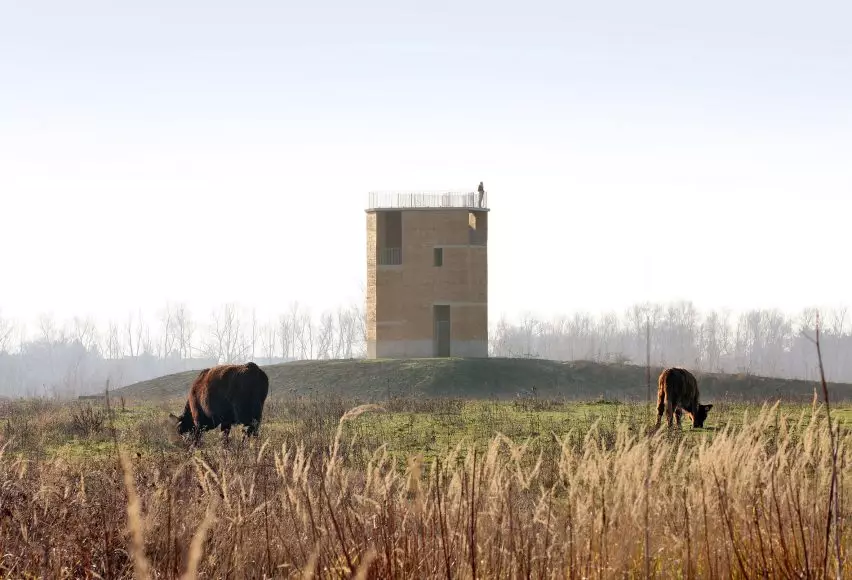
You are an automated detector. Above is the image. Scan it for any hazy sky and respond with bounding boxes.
[1,0,850,326]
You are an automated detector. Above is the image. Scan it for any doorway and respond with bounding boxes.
[433,305,451,357]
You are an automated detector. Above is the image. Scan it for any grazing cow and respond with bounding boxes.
[655,367,713,429]
[170,361,269,443]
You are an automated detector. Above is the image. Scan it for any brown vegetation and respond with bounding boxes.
[0,396,849,578]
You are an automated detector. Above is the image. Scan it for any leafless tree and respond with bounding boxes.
[249,308,259,360]
[104,320,122,360]
[354,304,367,357]
[519,312,539,357]
[172,303,195,360]
[71,315,99,352]
[206,303,249,364]
[598,311,621,361]
[38,313,60,345]
[334,306,360,358]
[261,322,277,361]
[0,311,15,353]
[295,309,314,359]
[140,323,154,356]
[124,310,147,357]
[3,299,852,399]
[278,314,292,360]
[288,302,302,358]
[157,303,176,359]
[316,311,335,359]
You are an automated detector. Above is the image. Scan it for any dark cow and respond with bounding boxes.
[170,361,269,443]
[655,367,713,429]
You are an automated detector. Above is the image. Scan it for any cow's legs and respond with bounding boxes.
[237,398,264,438]
[655,391,666,429]
[675,408,683,428]
[245,418,261,437]
[665,399,675,428]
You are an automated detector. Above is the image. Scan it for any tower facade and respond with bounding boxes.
[366,191,489,359]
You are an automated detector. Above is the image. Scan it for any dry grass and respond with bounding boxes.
[0,397,849,578]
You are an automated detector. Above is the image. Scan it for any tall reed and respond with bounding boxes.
[0,402,848,578]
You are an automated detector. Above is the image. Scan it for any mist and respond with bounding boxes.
[0,300,848,398]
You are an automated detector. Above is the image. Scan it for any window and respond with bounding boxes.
[434,247,443,267]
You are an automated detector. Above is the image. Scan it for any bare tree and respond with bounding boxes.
[295,309,314,360]
[598,311,620,361]
[158,303,176,359]
[124,310,147,357]
[38,313,60,345]
[354,304,367,357]
[71,315,99,352]
[334,306,360,358]
[0,311,15,353]
[104,320,122,360]
[207,303,248,364]
[249,308,258,360]
[519,312,539,357]
[316,311,335,359]
[278,314,292,360]
[261,322,277,361]
[172,303,195,360]
[489,315,515,357]
[288,302,301,358]
[140,322,154,356]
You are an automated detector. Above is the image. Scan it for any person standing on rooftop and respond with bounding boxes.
[477,181,485,208]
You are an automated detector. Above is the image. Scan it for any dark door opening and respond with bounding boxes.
[434,247,443,267]
[433,305,451,358]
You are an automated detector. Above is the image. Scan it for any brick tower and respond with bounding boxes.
[366,190,489,358]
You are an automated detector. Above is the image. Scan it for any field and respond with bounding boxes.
[109,357,852,403]
[1,382,851,578]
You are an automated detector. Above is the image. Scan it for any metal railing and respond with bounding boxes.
[378,247,402,265]
[368,191,488,210]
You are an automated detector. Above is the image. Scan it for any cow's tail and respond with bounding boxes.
[658,367,670,391]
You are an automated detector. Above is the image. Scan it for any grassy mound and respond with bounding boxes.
[110,357,852,403]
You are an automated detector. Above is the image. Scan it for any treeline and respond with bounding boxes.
[490,302,852,383]
[1,301,849,398]
[0,302,366,397]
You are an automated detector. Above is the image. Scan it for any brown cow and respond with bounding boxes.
[655,367,713,429]
[170,361,269,443]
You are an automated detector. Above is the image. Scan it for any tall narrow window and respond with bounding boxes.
[434,247,443,267]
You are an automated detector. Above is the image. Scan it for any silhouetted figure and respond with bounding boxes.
[477,181,485,207]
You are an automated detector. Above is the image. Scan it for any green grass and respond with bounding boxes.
[6,395,852,467]
[3,392,851,577]
[108,357,852,403]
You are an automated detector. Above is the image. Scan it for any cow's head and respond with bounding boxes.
[693,404,714,428]
[169,407,195,436]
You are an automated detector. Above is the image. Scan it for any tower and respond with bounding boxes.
[366,190,489,358]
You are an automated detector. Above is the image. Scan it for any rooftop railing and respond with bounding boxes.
[368,191,488,210]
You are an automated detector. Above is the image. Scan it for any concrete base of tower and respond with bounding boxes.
[366,339,488,359]
[449,340,488,358]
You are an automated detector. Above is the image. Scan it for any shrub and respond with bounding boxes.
[70,403,106,437]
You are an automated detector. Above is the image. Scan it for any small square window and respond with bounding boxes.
[434,247,443,267]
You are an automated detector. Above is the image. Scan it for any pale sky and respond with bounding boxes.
[1,0,850,328]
